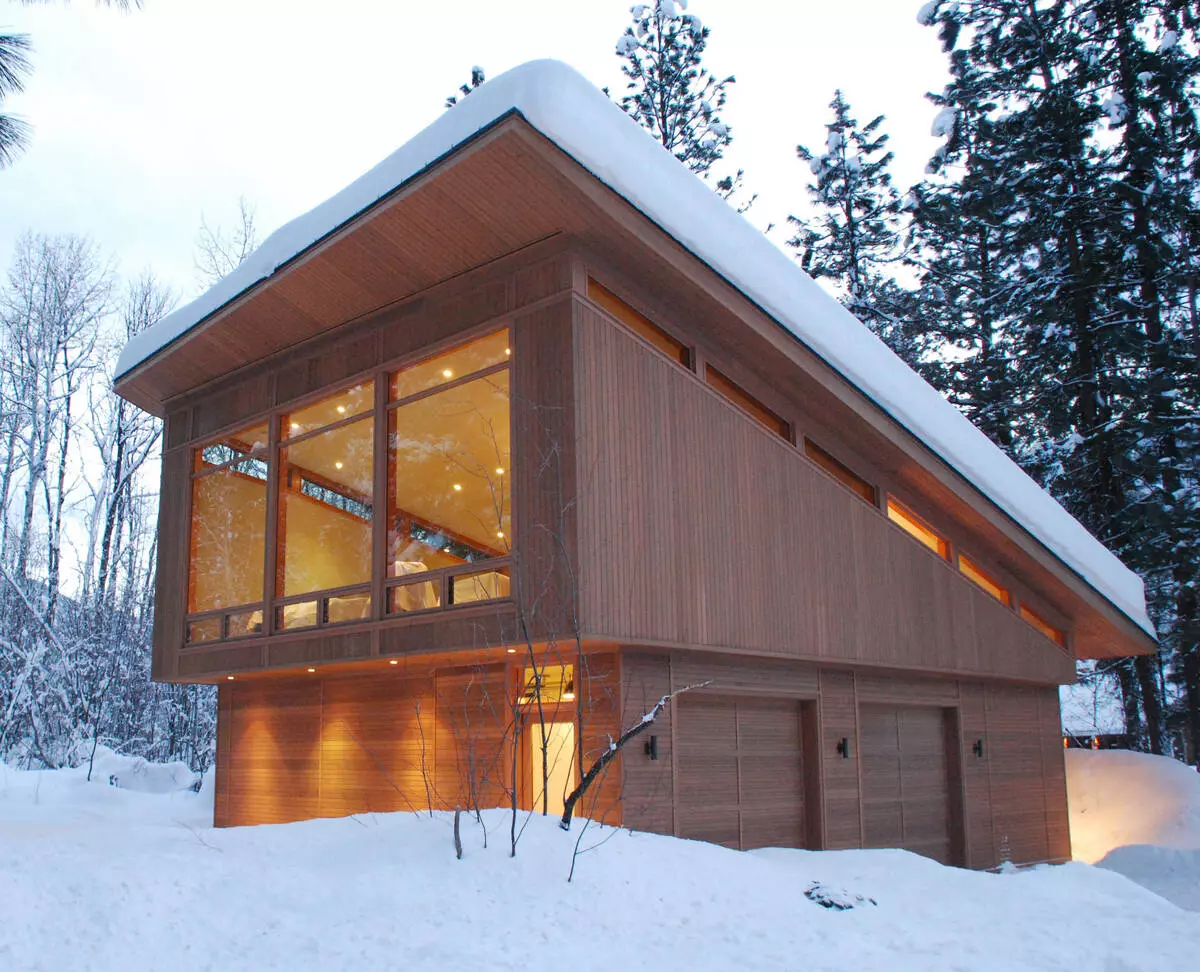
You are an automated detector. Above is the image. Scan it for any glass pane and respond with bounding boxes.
[587,279,689,367]
[188,464,267,614]
[387,578,441,614]
[326,592,371,624]
[227,607,265,638]
[278,416,374,598]
[277,600,318,630]
[959,555,1011,606]
[1020,605,1065,646]
[389,371,510,574]
[196,421,270,466]
[283,379,374,439]
[520,664,574,704]
[450,566,511,605]
[887,498,948,558]
[805,439,876,504]
[391,329,510,402]
[186,616,222,644]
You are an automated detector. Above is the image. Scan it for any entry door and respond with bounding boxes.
[530,721,576,816]
[860,704,956,864]
[675,696,807,850]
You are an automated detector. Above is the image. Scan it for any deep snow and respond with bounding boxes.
[1,752,1197,972]
[113,59,1151,638]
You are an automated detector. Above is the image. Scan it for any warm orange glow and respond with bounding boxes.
[520,664,575,705]
[587,278,690,367]
[306,667,316,673]
[959,554,1011,605]
[283,380,374,439]
[706,365,791,440]
[887,498,949,559]
[388,659,399,665]
[804,439,876,504]
[1020,604,1066,646]
[226,675,235,681]
[390,329,510,401]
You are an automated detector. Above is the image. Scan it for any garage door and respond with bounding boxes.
[675,696,807,850]
[860,704,955,864]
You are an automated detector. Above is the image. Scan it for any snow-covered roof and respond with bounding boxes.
[115,59,1153,639]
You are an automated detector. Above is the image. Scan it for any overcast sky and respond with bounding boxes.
[1,0,950,306]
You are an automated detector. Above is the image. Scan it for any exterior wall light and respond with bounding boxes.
[836,737,851,759]
[973,738,985,758]
[644,735,659,760]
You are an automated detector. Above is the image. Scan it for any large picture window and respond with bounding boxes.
[182,329,515,645]
[387,329,512,613]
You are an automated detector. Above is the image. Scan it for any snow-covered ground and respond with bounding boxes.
[1065,747,1200,912]
[1,750,1197,971]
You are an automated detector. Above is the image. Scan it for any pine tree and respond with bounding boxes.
[445,66,486,109]
[615,1,751,206]
[0,32,31,167]
[787,91,915,364]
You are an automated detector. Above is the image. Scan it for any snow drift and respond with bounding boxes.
[2,757,1198,971]
[113,59,1151,639]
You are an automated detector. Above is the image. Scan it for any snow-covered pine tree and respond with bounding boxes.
[445,66,486,109]
[615,1,752,207]
[0,32,31,167]
[915,0,1200,760]
[787,91,916,366]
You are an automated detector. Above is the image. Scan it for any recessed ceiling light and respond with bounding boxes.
[495,467,505,475]
[290,422,300,431]
[452,483,463,491]
[496,531,505,539]
[442,369,453,378]
[506,647,516,654]
[388,659,399,666]
[504,348,511,356]
[337,405,346,414]
[306,667,316,673]
[226,675,235,681]
[335,461,344,470]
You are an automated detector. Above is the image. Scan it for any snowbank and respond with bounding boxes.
[113,59,1151,639]
[1065,748,1200,863]
[1,761,1197,971]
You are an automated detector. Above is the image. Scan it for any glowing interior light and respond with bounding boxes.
[496,531,505,539]
[334,461,344,470]
[306,667,316,673]
[562,692,576,701]
[452,483,463,492]
[442,369,453,378]
[504,348,511,356]
[506,647,517,654]
[290,422,300,431]
[388,659,399,666]
[336,405,346,414]
[226,675,235,681]
[495,467,505,475]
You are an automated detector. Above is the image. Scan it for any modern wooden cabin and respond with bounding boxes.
[114,62,1156,867]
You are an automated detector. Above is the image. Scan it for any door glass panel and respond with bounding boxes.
[530,721,577,817]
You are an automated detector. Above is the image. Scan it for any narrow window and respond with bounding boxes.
[804,439,876,504]
[887,497,949,558]
[706,365,791,440]
[587,278,690,367]
[277,381,375,604]
[387,329,512,613]
[186,420,269,642]
[1020,604,1066,647]
[958,554,1011,606]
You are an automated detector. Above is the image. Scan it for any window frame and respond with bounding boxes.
[180,324,517,648]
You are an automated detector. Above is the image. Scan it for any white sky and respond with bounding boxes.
[0,0,949,304]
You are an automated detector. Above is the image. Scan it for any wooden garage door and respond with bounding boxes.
[860,704,955,864]
[675,696,806,850]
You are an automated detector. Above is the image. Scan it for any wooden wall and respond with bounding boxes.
[574,307,1075,685]
[619,651,1071,868]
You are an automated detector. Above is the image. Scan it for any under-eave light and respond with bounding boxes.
[226,675,235,681]
[306,667,316,673]
[388,659,399,666]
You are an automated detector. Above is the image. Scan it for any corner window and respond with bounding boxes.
[958,554,1010,606]
[887,497,949,558]
[804,439,875,504]
[186,422,268,642]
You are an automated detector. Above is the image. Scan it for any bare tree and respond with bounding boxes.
[194,197,258,286]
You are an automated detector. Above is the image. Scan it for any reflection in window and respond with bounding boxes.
[284,381,374,439]
[391,330,510,402]
[388,363,510,581]
[188,461,267,614]
[277,414,374,599]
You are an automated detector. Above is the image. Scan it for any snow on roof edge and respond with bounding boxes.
[115,59,1154,639]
